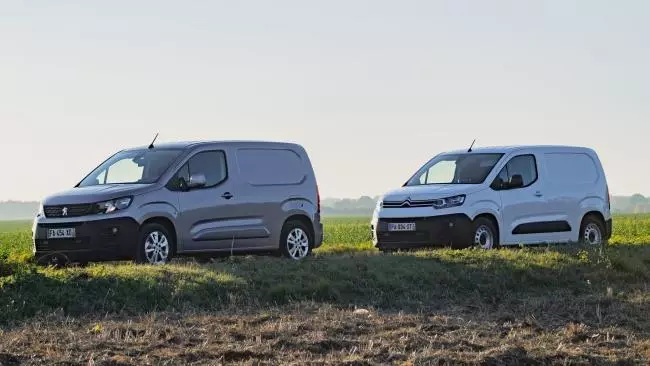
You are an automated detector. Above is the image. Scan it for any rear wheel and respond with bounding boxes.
[579,215,606,247]
[280,220,312,260]
[136,223,174,265]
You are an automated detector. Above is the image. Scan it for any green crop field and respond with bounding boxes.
[1,215,649,364]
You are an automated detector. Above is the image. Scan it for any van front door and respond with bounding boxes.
[494,153,564,245]
[173,149,242,252]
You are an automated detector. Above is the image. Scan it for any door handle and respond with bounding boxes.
[534,191,543,197]
[221,192,233,200]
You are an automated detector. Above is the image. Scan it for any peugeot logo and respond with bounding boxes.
[62,207,68,216]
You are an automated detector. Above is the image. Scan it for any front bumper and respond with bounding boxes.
[372,214,473,250]
[33,217,139,263]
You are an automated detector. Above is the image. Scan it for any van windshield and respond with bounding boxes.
[78,149,183,187]
[406,153,503,185]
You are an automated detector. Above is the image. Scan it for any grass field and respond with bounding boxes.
[1,215,649,364]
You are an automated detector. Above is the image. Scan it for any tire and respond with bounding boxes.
[136,223,174,265]
[579,215,606,248]
[469,217,499,250]
[280,220,313,260]
[36,252,71,268]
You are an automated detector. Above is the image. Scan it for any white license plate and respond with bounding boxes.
[47,228,76,239]
[388,223,416,232]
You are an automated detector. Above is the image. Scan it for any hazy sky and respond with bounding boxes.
[1,1,649,201]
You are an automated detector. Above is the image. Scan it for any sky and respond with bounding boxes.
[1,0,649,202]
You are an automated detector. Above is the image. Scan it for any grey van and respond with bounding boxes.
[32,141,323,265]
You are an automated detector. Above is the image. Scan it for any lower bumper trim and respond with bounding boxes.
[33,217,140,263]
[373,214,472,250]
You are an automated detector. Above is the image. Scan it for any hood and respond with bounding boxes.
[42,184,156,205]
[380,184,485,202]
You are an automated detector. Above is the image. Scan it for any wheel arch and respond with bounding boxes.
[579,210,608,244]
[582,210,606,224]
[141,216,178,255]
[467,198,501,237]
[281,214,315,244]
[579,210,607,241]
[473,212,501,244]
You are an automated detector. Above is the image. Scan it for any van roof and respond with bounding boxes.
[126,140,303,151]
[443,145,595,155]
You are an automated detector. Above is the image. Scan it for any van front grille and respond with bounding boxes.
[44,204,95,218]
[382,199,441,208]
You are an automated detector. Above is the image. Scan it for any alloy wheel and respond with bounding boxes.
[286,228,310,260]
[144,230,170,264]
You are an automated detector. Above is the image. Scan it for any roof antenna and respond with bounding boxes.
[148,133,159,149]
[467,139,476,152]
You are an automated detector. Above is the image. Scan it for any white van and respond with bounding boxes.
[371,145,612,251]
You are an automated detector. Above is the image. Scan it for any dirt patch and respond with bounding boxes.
[0,306,647,365]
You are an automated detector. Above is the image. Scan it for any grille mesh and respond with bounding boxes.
[43,204,95,218]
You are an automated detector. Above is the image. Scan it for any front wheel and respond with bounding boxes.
[470,218,498,250]
[136,223,174,265]
[280,220,312,260]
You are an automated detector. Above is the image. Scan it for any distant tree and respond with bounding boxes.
[630,193,647,205]
[357,196,376,208]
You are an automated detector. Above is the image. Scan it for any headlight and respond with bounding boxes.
[37,202,44,217]
[375,199,383,211]
[96,197,133,214]
[432,194,465,209]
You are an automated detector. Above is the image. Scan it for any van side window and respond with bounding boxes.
[543,153,598,184]
[235,148,305,185]
[166,163,189,191]
[171,163,190,190]
[188,151,228,188]
[492,155,538,190]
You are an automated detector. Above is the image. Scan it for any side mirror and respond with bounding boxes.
[509,174,524,189]
[187,173,207,189]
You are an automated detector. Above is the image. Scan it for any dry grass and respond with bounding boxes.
[0,302,647,365]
